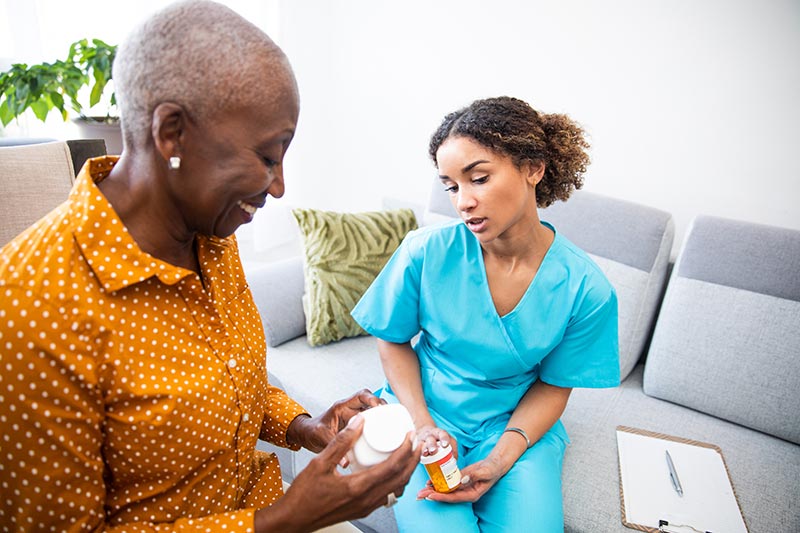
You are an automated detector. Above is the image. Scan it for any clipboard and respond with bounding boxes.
[616,426,749,533]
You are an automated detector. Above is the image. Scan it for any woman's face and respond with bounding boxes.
[436,136,542,244]
[173,86,299,238]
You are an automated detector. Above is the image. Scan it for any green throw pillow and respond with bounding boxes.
[292,207,418,346]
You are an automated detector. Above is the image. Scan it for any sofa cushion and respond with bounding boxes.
[561,364,800,533]
[247,257,307,347]
[267,335,387,429]
[292,208,417,346]
[0,141,75,247]
[644,216,800,444]
[262,334,399,533]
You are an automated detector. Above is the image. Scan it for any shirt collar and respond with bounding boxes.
[70,156,197,293]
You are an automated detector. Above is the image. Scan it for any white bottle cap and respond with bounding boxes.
[420,442,453,464]
[348,403,414,471]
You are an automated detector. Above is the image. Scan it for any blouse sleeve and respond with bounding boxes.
[260,384,309,450]
[539,283,621,389]
[351,240,422,344]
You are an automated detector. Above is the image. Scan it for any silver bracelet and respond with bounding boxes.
[504,427,532,448]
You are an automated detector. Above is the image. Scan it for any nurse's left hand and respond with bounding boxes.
[416,454,507,503]
[288,389,385,453]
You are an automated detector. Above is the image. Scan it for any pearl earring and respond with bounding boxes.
[169,156,181,170]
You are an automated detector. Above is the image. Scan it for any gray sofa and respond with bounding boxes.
[3,141,797,531]
[250,187,800,533]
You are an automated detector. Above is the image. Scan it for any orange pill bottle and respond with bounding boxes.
[420,443,462,493]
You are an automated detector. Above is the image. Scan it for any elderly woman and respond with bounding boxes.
[352,97,620,531]
[0,1,417,531]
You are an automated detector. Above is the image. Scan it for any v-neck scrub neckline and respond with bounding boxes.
[477,222,556,321]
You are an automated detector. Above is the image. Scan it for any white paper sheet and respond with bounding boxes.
[616,428,747,533]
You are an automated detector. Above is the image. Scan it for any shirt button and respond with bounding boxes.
[243,413,250,422]
[227,358,237,369]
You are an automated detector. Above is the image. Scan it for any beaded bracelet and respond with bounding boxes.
[503,427,532,448]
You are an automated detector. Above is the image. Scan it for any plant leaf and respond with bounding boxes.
[30,99,49,121]
[15,83,29,106]
[0,37,118,123]
[51,91,64,113]
[0,101,14,126]
[89,81,103,107]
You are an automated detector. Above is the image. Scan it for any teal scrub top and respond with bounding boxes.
[351,220,620,448]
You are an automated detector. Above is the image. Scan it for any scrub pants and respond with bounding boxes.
[393,429,567,533]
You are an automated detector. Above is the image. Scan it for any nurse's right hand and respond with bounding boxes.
[416,424,458,458]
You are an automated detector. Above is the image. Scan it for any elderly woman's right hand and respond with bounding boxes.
[254,414,419,532]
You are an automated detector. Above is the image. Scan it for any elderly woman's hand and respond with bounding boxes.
[287,389,384,453]
[255,414,419,532]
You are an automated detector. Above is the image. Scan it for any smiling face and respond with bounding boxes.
[171,83,299,239]
[436,136,544,245]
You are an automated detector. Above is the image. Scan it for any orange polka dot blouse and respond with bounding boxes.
[0,157,309,531]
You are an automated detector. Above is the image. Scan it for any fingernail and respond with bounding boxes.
[347,413,364,428]
[461,475,471,484]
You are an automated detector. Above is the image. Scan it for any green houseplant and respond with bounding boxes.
[0,38,117,127]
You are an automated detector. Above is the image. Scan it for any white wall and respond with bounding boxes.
[274,0,800,256]
[3,1,798,257]
[0,0,279,139]
[0,1,280,62]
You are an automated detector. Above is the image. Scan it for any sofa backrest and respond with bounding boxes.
[66,139,108,176]
[249,256,308,347]
[423,176,458,225]
[644,215,800,444]
[0,141,75,248]
[425,185,674,381]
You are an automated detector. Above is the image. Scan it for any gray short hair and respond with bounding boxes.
[114,0,296,148]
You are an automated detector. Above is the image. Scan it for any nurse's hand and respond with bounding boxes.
[417,454,506,503]
[415,424,458,458]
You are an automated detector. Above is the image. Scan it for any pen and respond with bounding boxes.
[665,450,683,496]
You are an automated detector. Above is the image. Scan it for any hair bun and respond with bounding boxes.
[429,97,590,207]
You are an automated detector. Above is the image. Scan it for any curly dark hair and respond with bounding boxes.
[429,96,590,207]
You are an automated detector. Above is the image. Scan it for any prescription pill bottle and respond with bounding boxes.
[421,443,462,493]
[347,403,414,472]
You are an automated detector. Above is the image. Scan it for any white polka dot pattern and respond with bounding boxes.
[0,157,309,532]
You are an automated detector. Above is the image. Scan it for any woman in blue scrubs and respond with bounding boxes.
[351,96,620,532]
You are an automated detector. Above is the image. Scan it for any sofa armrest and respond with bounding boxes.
[247,256,307,347]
